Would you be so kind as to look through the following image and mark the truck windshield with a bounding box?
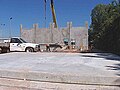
[20,38,27,43]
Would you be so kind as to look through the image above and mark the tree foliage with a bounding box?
[89,0,120,54]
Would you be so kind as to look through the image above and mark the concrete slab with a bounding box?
[0,52,120,86]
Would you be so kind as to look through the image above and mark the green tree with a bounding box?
[90,0,120,54]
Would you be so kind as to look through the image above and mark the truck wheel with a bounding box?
[6,49,10,53]
[25,48,34,52]
[0,48,2,54]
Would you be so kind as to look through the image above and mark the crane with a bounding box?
[50,0,58,28]
[44,0,58,28]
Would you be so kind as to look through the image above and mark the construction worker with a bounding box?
[46,44,50,52]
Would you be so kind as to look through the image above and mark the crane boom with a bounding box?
[50,0,58,28]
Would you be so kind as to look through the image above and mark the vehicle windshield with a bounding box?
[20,38,27,43]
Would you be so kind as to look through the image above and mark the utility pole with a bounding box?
[44,0,47,28]
[0,24,2,38]
[0,24,5,38]
[9,17,12,38]
[20,24,22,37]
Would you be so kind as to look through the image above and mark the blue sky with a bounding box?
[0,0,112,37]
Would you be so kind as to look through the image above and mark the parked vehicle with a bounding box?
[0,37,40,53]
[0,39,10,53]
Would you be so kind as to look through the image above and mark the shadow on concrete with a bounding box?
[81,53,120,61]
[106,64,120,76]
[81,49,120,61]
[97,53,120,61]
[106,64,120,70]
[81,50,120,76]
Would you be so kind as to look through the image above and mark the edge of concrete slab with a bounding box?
[0,69,120,86]
[0,78,120,90]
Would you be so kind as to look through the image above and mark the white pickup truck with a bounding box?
[0,37,40,53]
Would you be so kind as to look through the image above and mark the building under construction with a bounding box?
[20,0,88,52]
[20,22,88,51]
